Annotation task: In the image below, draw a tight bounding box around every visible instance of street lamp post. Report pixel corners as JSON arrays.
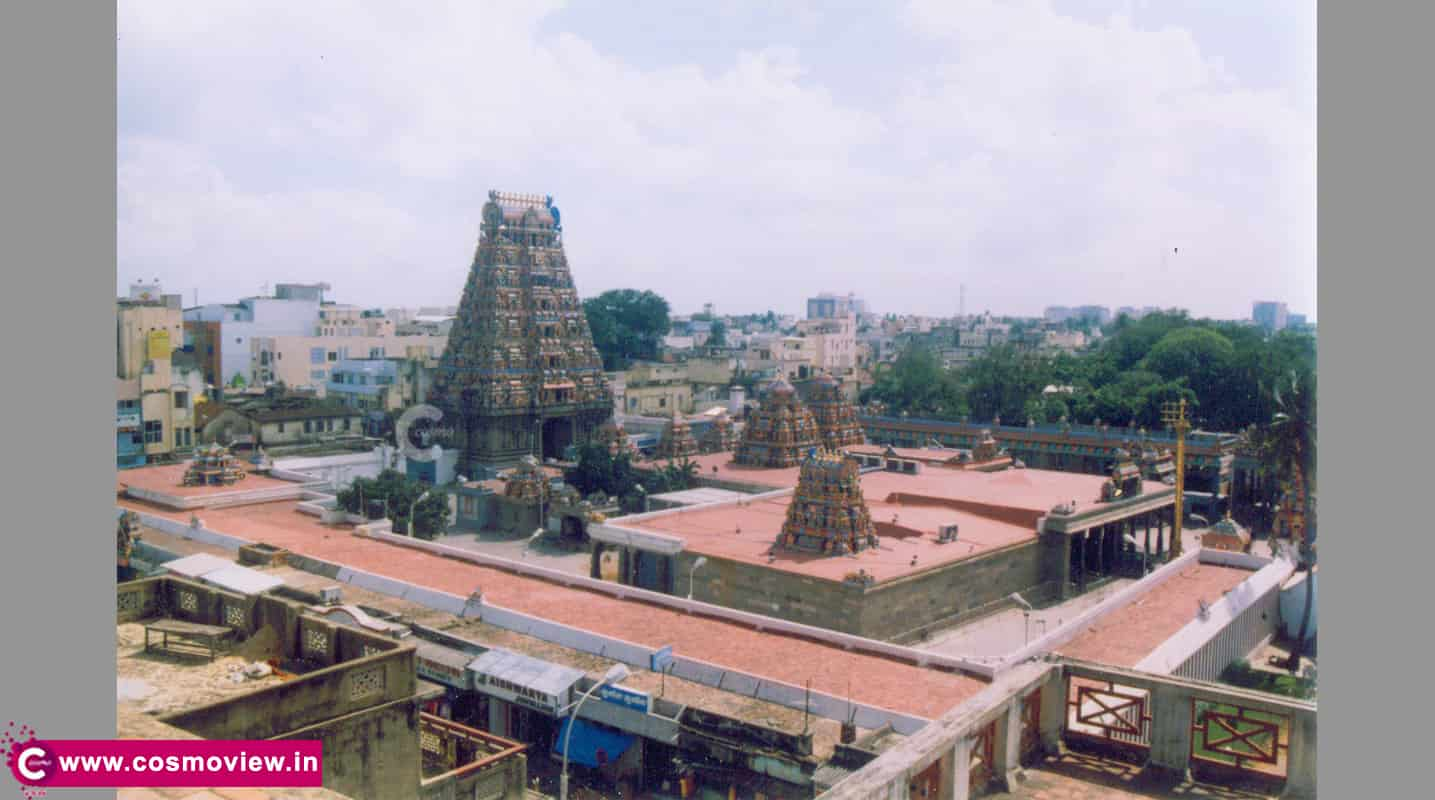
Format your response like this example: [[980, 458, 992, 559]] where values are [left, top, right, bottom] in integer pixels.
[[560, 663, 630, 800], [408, 490, 432, 537], [1009, 592, 1033, 645], [686, 556, 708, 601], [521, 527, 544, 559]]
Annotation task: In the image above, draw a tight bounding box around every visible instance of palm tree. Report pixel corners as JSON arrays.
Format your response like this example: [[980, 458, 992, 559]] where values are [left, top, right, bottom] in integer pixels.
[[1258, 369, 1316, 673]]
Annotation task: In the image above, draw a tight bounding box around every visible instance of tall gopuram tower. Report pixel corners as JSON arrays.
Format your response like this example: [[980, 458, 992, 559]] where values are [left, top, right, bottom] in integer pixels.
[[428, 191, 612, 473]]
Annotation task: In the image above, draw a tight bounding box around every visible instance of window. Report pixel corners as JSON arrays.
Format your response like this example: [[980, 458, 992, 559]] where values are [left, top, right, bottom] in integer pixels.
[[173, 391, 188, 409], [144, 420, 163, 444], [310, 348, 325, 364], [659, 398, 666, 408], [304, 420, 313, 433], [277, 422, 286, 433], [342, 418, 351, 431], [311, 369, 326, 380], [370, 347, 383, 358], [235, 338, 243, 345], [327, 351, 337, 362]]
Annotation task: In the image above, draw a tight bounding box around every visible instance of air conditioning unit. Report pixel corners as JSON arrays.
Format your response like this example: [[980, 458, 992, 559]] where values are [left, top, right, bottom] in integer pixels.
[[937, 524, 960, 544], [319, 586, 343, 606]]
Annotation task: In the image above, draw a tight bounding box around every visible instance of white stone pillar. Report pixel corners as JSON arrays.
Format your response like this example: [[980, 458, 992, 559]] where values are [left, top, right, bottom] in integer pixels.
[[994, 701, 1023, 791], [1038, 672, 1068, 754], [949, 736, 973, 800], [1282, 710, 1317, 798], [1144, 684, 1193, 781]]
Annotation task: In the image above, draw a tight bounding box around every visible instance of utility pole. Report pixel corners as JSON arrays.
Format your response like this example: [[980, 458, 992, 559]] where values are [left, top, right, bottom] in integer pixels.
[[1161, 398, 1191, 558]]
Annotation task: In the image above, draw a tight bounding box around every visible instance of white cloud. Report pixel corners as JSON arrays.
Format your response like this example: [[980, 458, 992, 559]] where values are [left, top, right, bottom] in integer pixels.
[[118, 1, 1315, 318]]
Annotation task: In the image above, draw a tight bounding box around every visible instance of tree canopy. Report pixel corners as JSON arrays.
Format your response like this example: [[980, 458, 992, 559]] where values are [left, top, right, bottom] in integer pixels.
[[582, 289, 671, 370], [864, 311, 1315, 435], [336, 469, 451, 540]]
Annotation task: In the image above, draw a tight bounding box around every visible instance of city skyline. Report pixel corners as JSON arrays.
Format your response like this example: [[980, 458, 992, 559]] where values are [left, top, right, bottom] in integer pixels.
[[119, 1, 1315, 321]]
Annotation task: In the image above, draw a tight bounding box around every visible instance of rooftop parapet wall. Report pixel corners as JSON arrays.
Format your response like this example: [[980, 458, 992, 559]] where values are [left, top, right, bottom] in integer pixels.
[[161, 638, 416, 742]]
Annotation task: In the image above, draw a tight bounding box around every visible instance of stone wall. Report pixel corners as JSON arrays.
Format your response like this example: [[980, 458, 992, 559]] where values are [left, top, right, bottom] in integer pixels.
[[276, 695, 421, 800], [680, 538, 1059, 640]]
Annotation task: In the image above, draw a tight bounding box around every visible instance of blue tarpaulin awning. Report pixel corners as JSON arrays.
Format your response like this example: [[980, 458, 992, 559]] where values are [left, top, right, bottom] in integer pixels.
[[551, 718, 635, 769]]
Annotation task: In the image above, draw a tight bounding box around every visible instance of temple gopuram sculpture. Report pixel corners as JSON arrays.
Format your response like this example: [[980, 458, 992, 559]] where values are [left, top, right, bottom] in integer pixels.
[[502, 456, 551, 505], [182, 443, 248, 487], [1099, 448, 1145, 502], [655, 412, 699, 460], [971, 429, 1002, 462], [699, 411, 738, 453], [777, 450, 878, 555], [595, 419, 637, 459], [734, 379, 822, 468], [427, 191, 613, 472], [807, 373, 865, 452]]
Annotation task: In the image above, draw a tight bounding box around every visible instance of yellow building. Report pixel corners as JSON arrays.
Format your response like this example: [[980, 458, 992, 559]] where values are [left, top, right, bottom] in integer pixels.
[[622, 362, 693, 415], [117, 296, 207, 467]]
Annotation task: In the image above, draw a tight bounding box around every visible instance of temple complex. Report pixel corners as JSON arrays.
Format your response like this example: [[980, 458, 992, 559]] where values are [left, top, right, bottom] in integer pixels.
[[733, 379, 822, 468], [699, 411, 738, 453], [655, 412, 699, 460], [777, 450, 878, 555], [807, 373, 865, 451], [428, 191, 612, 472]]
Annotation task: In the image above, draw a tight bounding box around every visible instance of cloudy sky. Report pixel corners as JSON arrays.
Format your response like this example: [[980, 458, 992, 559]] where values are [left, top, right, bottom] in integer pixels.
[[118, 0, 1315, 320]]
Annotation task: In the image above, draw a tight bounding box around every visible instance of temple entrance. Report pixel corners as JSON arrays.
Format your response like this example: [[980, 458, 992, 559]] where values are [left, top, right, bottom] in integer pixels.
[[541, 417, 573, 461]]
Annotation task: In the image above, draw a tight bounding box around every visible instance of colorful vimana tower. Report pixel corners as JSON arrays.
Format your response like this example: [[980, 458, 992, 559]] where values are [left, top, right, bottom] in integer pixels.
[[807, 373, 865, 451], [734, 379, 822, 468], [595, 419, 636, 459], [656, 412, 699, 459], [428, 191, 613, 472], [778, 450, 879, 555], [700, 411, 738, 453]]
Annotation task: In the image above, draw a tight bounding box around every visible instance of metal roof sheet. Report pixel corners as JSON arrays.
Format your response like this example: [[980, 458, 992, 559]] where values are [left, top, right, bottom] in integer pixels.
[[467, 648, 585, 696], [160, 553, 233, 579], [199, 564, 285, 596]]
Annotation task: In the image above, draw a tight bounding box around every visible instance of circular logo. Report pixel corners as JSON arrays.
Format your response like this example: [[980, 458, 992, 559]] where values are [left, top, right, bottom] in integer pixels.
[[12, 742, 56, 786], [396, 404, 446, 462]]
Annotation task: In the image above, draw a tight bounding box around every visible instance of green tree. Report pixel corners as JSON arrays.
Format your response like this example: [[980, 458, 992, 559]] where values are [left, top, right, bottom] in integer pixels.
[[960, 346, 1052, 423], [661, 457, 700, 491], [863, 344, 965, 419], [564, 443, 645, 499], [1141, 327, 1236, 426], [583, 290, 671, 370], [707, 319, 728, 348], [1254, 369, 1316, 672], [336, 469, 451, 539]]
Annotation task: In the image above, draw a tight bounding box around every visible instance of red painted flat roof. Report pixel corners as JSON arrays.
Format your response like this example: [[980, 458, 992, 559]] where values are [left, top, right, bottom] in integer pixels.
[[644, 451, 803, 489], [626, 490, 1035, 583], [118, 463, 298, 498], [118, 497, 988, 719], [1056, 562, 1255, 667]]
